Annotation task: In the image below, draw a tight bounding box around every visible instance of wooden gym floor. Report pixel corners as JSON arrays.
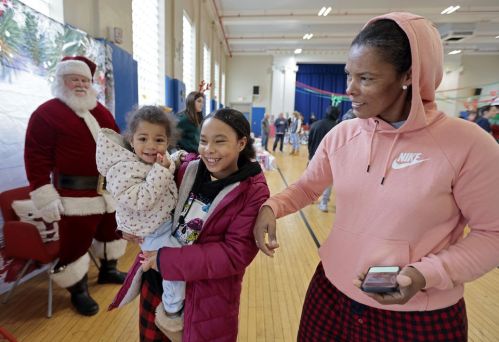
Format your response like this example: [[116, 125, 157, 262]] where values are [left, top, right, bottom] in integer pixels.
[[1, 141, 498, 341]]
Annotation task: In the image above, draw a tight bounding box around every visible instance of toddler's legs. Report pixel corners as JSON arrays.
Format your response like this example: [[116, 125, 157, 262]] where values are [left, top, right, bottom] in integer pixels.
[[155, 280, 185, 337], [162, 280, 185, 314]]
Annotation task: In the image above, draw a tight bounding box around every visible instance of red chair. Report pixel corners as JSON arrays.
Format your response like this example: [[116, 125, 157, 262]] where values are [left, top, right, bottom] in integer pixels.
[[0, 326, 17, 342], [0, 187, 60, 318]]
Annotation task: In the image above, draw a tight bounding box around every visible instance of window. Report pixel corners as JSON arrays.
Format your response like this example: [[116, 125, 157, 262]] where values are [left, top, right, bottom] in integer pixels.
[[132, 0, 165, 105], [213, 62, 220, 110], [182, 13, 195, 95], [203, 44, 211, 113]]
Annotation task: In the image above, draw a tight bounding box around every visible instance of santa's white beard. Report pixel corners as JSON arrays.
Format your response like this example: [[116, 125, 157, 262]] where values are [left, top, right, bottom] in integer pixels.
[[52, 80, 98, 113]]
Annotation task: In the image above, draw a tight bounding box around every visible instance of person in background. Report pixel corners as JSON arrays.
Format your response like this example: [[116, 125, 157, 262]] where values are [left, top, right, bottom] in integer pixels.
[[261, 113, 270, 151], [24, 56, 127, 316], [112, 108, 270, 341], [272, 112, 288, 153], [475, 109, 492, 133], [488, 97, 499, 142], [341, 108, 356, 121], [309, 113, 317, 126], [466, 109, 478, 122], [289, 111, 303, 155], [269, 114, 276, 138], [254, 13, 499, 341], [307, 106, 340, 212], [478, 100, 499, 138], [176, 91, 205, 153]]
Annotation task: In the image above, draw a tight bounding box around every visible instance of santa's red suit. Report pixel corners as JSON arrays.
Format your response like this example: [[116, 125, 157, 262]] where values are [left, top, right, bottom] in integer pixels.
[[24, 56, 126, 316]]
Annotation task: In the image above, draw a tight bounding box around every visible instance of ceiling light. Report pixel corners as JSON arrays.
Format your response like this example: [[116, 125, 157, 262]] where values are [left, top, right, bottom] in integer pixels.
[[318, 7, 326, 16], [448, 49, 462, 55], [441, 6, 452, 14], [496, 35, 499, 39], [323, 7, 332, 16], [302, 33, 313, 40], [441, 5, 460, 15], [294, 48, 303, 54]]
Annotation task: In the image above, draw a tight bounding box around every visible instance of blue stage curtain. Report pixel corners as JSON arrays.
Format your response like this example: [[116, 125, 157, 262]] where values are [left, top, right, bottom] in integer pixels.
[[294, 64, 351, 123]]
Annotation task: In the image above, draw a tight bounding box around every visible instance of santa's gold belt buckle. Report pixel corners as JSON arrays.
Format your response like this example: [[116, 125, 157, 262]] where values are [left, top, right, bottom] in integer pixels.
[[97, 174, 108, 195]]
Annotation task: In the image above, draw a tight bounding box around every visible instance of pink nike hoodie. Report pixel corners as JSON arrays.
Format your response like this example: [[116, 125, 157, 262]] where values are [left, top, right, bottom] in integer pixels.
[[265, 12, 499, 311]]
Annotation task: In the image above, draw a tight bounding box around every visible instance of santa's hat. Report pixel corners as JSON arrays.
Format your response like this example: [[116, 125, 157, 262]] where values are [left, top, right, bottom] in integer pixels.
[[55, 56, 96, 80]]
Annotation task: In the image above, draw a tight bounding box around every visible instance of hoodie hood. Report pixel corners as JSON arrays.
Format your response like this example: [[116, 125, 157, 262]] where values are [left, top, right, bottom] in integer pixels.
[[359, 12, 445, 134], [96, 128, 139, 176]]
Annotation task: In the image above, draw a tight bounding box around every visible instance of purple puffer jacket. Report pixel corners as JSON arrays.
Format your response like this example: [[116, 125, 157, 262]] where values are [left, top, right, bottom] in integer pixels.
[[110, 160, 269, 341]]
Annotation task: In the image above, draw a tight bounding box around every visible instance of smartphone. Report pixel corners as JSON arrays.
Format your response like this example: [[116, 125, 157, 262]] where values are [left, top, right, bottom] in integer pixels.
[[361, 266, 400, 293]]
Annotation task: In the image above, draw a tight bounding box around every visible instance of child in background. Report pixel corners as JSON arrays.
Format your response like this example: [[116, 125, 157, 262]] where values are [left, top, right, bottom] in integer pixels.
[[96, 105, 185, 334]]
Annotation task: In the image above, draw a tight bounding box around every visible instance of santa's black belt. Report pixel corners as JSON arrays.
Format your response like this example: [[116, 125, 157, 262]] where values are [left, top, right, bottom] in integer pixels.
[[56, 174, 99, 190]]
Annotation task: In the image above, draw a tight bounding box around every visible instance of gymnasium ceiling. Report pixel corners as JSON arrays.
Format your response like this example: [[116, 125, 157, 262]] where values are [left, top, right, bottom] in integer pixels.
[[210, 0, 499, 61]]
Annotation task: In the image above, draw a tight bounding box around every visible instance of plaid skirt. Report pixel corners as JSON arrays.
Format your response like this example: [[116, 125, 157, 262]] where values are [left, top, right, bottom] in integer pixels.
[[298, 263, 467, 342], [139, 270, 170, 342]]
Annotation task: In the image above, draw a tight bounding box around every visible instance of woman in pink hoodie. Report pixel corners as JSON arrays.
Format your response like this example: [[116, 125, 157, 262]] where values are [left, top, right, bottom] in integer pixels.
[[254, 12, 499, 341]]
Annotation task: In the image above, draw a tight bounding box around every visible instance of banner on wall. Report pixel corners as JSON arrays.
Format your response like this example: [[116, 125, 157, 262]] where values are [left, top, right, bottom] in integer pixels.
[[0, 0, 114, 294]]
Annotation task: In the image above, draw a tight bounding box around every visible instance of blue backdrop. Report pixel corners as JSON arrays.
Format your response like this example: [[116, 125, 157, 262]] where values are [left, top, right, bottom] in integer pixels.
[[111, 43, 138, 131], [294, 64, 351, 124]]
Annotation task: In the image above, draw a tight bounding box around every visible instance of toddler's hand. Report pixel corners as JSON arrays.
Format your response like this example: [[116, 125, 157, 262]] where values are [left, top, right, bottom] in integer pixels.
[[156, 152, 172, 168], [140, 254, 151, 272], [140, 251, 158, 272], [122, 232, 144, 244]]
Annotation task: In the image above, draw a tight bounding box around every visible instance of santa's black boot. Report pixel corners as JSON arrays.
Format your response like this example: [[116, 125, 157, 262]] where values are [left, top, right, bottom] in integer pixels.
[[97, 259, 126, 284], [67, 274, 99, 316]]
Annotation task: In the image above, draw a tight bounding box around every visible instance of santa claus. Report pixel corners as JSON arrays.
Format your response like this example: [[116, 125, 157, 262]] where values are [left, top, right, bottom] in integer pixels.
[[24, 56, 127, 316]]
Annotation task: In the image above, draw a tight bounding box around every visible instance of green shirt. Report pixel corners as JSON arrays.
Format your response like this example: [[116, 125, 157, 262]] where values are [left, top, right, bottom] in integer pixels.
[[177, 112, 201, 153]]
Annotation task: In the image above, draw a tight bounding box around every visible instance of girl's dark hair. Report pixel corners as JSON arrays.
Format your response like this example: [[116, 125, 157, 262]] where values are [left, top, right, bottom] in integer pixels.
[[202, 108, 256, 162], [351, 19, 411, 74], [125, 105, 178, 147], [185, 91, 205, 127]]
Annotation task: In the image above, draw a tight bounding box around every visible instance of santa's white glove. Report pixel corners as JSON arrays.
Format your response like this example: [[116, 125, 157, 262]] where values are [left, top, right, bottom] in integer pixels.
[[39, 199, 65, 223]]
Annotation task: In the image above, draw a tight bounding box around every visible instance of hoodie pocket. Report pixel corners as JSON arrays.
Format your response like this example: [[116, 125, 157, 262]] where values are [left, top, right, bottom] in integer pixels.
[[319, 225, 433, 310], [319, 225, 411, 283]]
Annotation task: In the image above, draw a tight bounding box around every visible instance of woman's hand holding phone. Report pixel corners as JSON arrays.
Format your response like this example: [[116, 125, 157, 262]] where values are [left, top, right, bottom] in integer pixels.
[[353, 266, 426, 305]]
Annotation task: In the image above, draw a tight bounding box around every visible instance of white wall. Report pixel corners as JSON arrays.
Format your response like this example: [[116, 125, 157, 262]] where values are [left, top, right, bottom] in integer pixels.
[[459, 55, 499, 109], [171, 0, 184, 79], [436, 56, 462, 117], [438, 54, 499, 115], [63, 0, 133, 54], [270, 56, 298, 117], [227, 56, 272, 110], [63, 0, 228, 103]]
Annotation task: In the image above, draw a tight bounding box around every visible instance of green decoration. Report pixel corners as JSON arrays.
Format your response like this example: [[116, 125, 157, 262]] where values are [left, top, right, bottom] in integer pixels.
[[331, 95, 343, 106], [23, 11, 46, 67], [0, 6, 22, 77]]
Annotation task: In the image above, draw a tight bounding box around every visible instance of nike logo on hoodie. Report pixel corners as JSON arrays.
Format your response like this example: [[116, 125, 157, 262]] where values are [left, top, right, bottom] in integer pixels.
[[391, 152, 429, 169]]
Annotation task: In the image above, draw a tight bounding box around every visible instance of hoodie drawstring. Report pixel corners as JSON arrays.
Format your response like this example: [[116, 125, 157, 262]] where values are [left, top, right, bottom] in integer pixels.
[[366, 120, 379, 173], [380, 133, 400, 185]]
